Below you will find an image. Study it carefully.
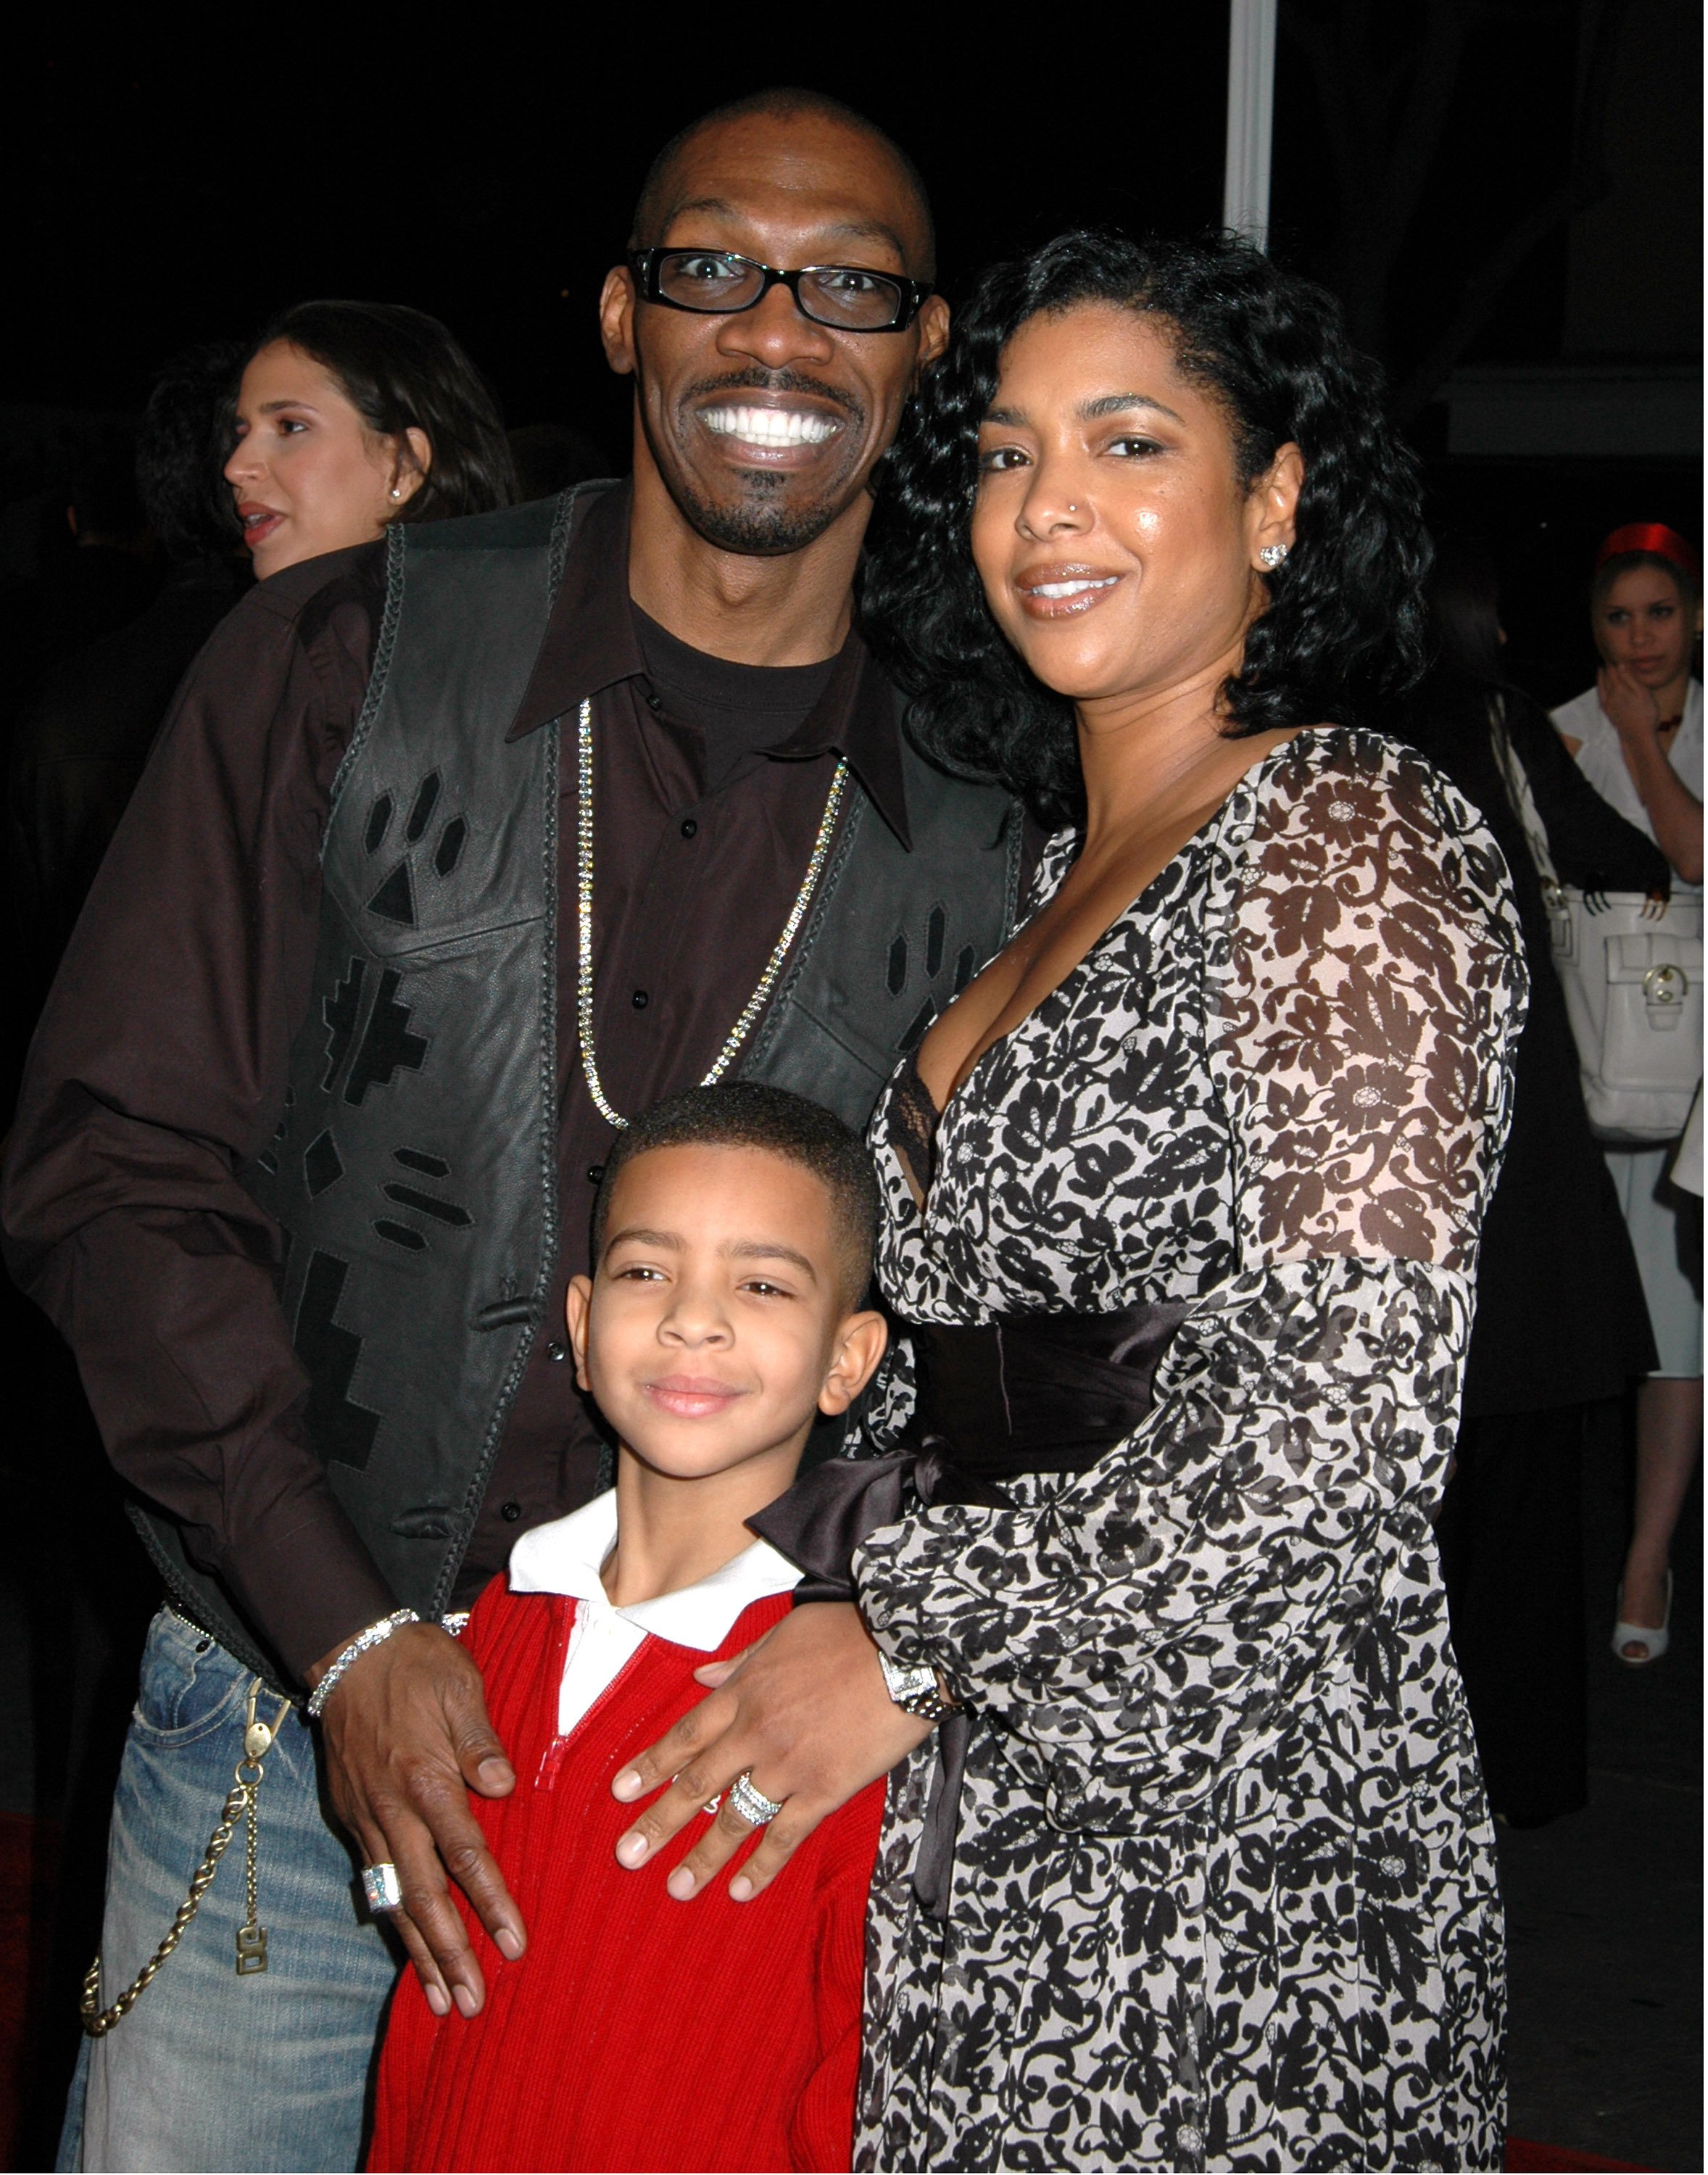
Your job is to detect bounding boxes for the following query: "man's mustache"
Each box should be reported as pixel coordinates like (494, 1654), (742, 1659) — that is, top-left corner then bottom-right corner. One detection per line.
(680, 367), (864, 423)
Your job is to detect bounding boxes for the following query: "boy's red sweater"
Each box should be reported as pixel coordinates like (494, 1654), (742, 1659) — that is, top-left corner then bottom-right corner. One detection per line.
(368, 1574), (885, 2174)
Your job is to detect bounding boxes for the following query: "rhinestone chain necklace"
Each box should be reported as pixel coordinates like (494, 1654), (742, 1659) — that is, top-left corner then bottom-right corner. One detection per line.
(576, 698), (849, 1129)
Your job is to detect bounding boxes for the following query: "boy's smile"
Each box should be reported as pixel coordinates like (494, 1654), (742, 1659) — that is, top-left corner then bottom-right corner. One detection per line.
(642, 1372), (749, 1422)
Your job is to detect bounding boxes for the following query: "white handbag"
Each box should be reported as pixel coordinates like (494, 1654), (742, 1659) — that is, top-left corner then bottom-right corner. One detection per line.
(1549, 888), (1703, 1144)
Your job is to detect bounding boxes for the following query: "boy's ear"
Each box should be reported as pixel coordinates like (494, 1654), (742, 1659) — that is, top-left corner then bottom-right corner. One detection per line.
(817, 1310), (889, 1417)
(565, 1275), (595, 1393)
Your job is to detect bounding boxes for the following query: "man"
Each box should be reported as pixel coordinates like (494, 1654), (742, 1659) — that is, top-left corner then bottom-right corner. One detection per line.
(4, 91), (1021, 2171)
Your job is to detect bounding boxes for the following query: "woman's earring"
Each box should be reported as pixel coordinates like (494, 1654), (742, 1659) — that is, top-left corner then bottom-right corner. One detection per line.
(1259, 543), (1289, 568)
(389, 487), (404, 502)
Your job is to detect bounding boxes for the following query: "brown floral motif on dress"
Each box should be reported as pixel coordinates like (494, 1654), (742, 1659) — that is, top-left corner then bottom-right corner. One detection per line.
(1218, 746), (1515, 1274)
(847, 728), (1527, 2173)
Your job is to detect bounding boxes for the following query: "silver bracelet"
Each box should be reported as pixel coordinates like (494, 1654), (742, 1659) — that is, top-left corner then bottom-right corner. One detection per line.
(306, 1609), (420, 1720)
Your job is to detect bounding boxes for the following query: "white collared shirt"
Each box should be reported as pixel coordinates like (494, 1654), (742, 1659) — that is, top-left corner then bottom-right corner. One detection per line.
(508, 1491), (802, 1737)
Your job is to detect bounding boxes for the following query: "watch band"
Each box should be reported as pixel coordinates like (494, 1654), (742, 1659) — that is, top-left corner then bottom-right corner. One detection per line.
(879, 1650), (961, 1721)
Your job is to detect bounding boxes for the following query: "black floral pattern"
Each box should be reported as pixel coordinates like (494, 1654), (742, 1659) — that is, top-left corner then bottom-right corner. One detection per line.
(850, 730), (1526, 2171)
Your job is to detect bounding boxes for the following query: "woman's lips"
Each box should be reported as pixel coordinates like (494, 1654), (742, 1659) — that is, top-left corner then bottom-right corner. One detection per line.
(642, 1375), (746, 1420)
(1013, 568), (1123, 619)
(238, 505), (284, 552)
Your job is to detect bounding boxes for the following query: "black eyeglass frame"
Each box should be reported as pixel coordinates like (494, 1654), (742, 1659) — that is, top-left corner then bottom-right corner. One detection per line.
(628, 248), (934, 334)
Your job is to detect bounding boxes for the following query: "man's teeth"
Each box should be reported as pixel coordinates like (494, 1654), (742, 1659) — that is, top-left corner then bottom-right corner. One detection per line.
(1032, 577), (1116, 599)
(700, 405), (838, 447)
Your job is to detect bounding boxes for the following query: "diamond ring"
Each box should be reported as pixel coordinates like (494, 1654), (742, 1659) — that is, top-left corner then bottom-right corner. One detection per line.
(361, 1862), (404, 1913)
(727, 1771), (785, 1826)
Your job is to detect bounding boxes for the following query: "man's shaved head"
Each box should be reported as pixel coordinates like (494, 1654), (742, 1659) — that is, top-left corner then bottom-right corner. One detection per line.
(631, 88), (936, 281)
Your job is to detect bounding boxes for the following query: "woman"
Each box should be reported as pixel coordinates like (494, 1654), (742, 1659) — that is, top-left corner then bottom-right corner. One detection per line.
(847, 232), (1525, 2171)
(1551, 526), (1701, 1665)
(1409, 539), (1665, 1823)
(225, 299), (515, 579)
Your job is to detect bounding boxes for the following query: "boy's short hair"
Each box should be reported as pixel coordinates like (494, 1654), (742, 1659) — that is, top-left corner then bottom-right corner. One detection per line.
(592, 1084), (880, 1306)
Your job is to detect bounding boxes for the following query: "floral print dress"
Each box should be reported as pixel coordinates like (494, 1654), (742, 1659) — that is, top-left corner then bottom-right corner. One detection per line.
(849, 729), (1527, 2173)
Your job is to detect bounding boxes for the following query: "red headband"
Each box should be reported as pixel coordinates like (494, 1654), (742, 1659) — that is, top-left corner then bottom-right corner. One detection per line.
(1594, 523), (1701, 584)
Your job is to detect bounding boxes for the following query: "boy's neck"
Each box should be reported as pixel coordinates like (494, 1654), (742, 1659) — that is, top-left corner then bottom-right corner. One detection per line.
(600, 1436), (808, 1608)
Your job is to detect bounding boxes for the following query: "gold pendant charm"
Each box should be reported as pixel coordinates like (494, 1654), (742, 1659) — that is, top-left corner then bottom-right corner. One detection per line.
(236, 1923), (268, 1974)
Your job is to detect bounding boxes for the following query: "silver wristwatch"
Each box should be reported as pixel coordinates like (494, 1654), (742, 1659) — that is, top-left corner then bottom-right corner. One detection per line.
(879, 1651), (961, 1722)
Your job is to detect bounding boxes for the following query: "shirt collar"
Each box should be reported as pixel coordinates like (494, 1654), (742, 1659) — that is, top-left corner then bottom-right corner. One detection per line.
(506, 1488), (801, 1652)
(505, 477), (911, 848)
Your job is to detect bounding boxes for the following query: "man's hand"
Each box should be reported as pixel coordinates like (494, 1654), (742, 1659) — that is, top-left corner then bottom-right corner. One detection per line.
(609, 1602), (932, 1902)
(315, 1622), (523, 2016)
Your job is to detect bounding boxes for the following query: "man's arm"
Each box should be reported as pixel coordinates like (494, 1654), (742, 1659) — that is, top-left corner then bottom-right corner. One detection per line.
(3, 551), (531, 2013)
(3, 563), (400, 1668)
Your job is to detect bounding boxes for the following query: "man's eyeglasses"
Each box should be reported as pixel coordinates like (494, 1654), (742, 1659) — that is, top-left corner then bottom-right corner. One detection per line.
(629, 249), (933, 334)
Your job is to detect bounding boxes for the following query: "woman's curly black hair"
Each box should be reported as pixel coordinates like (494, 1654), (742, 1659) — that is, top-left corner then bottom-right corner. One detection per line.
(248, 300), (517, 524)
(861, 229), (1431, 824)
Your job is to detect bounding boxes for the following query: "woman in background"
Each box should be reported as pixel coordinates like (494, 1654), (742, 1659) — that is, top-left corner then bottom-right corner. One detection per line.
(1553, 525), (1702, 1665)
(225, 299), (515, 580)
(1411, 538), (1665, 1820)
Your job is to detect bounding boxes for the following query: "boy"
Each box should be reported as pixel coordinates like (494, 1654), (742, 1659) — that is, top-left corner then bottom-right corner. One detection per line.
(368, 1085), (890, 2174)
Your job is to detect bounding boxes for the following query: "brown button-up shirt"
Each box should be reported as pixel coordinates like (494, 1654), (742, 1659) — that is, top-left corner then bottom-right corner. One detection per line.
(3, 482), (914, 1676)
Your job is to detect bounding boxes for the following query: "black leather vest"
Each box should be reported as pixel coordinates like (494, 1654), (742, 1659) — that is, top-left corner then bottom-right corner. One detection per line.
(132, 488), (1022, 1686)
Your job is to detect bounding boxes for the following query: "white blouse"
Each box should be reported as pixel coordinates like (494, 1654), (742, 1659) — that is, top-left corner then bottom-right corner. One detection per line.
(1551, 677), (1702, 893)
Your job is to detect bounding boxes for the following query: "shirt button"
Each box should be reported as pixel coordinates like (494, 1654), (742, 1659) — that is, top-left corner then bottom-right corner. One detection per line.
(645, 691), (663, 713)
(680, 818), (697, 839)
(631, 990), (649, 1009)
(586, 1164), (604, 1185)
(499, 1500), (523, 1523)
(544, 1339), (568, 1362)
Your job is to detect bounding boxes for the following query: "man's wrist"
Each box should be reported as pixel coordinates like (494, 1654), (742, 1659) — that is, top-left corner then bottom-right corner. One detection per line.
(306, 1609), (421, 1719)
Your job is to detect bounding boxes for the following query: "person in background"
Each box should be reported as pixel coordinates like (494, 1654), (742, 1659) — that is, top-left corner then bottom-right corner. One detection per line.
(9, 343), (250, 1053)
(46, 444), (160, 663)
(225, 299), (517, 581)
(0, 442), (160, 803)
(1409, 538), (1667, 1822)
(1553, 525), (1703, 1665)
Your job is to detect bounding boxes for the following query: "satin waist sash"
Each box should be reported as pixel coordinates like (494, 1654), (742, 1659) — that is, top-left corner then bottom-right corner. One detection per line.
(748, 1296), (1188, 1914)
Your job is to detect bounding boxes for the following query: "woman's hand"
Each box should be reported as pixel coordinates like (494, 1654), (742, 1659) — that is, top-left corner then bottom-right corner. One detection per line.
(609, 1602), (932, 1901)
(1599, 660), (1665, 747)
(1599, 662), (1704, 883)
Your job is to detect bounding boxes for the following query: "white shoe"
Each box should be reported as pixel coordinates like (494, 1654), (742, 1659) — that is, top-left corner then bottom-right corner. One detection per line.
(1612, 1571), (1673, 1665)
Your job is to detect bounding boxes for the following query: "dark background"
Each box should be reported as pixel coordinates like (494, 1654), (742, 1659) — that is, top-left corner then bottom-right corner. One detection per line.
(3, 1), (1700, 702)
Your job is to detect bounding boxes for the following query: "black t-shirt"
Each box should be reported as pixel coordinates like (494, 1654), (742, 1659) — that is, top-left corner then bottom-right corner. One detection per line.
(631, 603), (839, 786)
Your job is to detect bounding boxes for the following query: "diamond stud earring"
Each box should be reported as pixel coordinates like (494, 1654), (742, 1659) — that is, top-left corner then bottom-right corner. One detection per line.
(1259, 543), (1289, 568)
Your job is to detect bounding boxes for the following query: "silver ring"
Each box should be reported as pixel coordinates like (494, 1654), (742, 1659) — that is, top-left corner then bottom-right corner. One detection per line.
(362, 1861), (404, 1913)
(727, 1770), (784, 1827)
